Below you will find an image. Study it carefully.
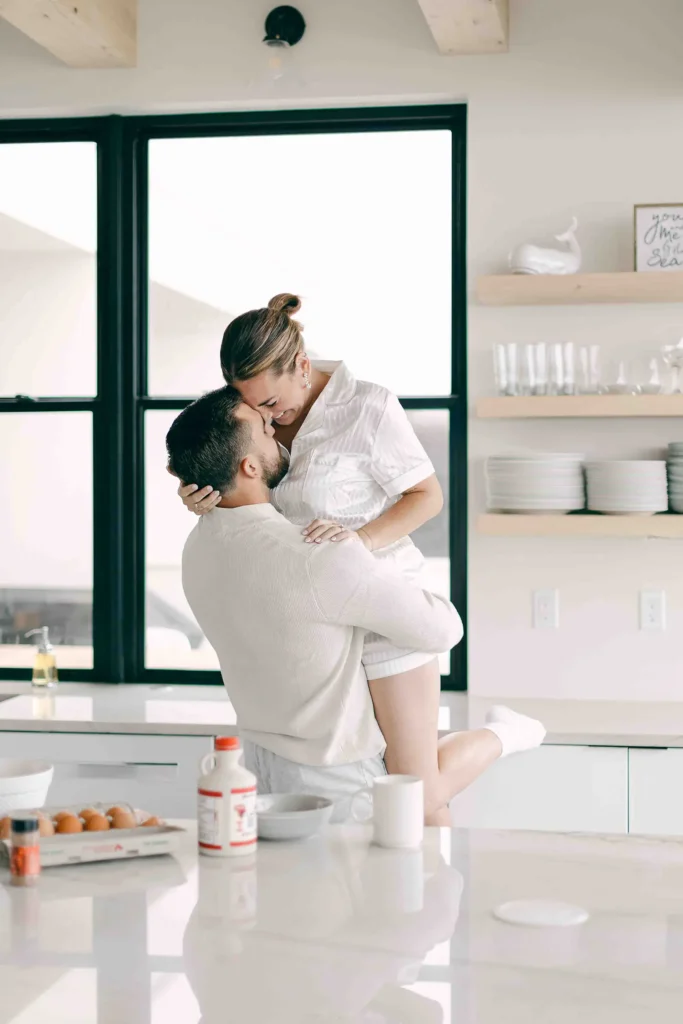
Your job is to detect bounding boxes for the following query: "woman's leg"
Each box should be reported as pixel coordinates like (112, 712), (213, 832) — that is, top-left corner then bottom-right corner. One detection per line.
(368, 659), (545, 825)
(368, 658), (501, 824)
(368, 658), (446, 824)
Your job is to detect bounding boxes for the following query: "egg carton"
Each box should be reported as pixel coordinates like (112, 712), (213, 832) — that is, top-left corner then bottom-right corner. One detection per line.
(0, 801), (186, 868)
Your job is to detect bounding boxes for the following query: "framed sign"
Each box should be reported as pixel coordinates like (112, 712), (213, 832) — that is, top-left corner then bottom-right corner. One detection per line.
(634, 203), (683, 272)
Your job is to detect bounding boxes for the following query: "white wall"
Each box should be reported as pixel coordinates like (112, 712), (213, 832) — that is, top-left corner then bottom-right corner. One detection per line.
(1, 0), (683, 698)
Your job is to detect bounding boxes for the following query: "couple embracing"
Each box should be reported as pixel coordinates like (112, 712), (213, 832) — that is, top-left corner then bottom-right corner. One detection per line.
(166, 294), (545, 823)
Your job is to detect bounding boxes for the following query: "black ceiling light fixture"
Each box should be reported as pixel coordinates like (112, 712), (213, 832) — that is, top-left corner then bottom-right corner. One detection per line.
(263, 6), (306, 81)
(263, 5), (306, 48)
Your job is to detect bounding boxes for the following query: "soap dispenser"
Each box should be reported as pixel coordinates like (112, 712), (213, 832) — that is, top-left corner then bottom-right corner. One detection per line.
(25, 627), (58, 689)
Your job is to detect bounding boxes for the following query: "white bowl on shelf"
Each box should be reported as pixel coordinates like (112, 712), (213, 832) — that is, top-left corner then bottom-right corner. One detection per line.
(0, 760), (54, 815)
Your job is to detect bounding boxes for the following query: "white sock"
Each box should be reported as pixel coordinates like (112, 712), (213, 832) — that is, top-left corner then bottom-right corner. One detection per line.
(484, 704), (546, 758)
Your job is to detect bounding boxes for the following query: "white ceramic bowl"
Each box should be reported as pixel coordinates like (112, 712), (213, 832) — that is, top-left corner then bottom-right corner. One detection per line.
(256, 794), (334, 841)
(0, 759), (54, 815)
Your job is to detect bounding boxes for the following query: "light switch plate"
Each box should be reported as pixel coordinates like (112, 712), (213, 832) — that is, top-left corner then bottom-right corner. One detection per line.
(533, 589), (559, 629)
(640, 590), (666, 631)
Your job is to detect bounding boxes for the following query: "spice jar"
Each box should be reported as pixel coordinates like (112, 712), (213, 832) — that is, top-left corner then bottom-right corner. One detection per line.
(10, 816), (40, 887)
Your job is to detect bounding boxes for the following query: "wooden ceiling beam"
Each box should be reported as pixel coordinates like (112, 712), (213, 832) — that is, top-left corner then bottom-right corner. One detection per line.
(0, 0), (136, 68)
(417, 0), (509, 55)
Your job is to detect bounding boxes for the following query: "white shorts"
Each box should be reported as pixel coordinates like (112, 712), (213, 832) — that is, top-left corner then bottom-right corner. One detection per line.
(361, 539), (437, 680)
(242, 740), (387, 823)
(362, 632), (436, 681)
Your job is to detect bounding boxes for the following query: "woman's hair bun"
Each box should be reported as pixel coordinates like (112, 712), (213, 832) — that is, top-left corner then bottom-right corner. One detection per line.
(267, 293), (301, 317)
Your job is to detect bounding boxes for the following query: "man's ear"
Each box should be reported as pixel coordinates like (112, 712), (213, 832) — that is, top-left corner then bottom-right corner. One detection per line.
(239, 453), (260, 480)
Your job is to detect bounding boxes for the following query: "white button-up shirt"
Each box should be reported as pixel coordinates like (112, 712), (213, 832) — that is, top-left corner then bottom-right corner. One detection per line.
(272, 361), (435, 577)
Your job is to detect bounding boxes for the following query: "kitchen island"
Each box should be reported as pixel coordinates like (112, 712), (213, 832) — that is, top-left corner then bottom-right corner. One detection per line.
(1, 822), (682, 1023)
(3, 684), (683, 834)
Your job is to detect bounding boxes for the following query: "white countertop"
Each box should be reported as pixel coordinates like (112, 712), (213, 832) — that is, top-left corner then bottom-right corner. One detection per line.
(1, 822), (682, 1023)
(1, 682), (683, 747)
(0, 682), (239, 736)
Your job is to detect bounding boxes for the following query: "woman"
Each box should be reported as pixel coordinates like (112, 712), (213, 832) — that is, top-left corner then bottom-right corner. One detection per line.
(178, 294), (545, 824)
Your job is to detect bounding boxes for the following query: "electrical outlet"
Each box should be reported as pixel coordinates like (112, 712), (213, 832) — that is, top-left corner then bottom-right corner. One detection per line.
(640, 590), (666, 631)
(533, 589), (559, 629)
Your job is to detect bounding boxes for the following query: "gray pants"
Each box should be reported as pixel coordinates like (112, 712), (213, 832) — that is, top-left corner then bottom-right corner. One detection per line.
(242, 740), (387, 823)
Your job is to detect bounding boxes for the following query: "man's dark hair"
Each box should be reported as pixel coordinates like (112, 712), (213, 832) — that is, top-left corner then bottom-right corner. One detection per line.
(166, 387), (250, 494)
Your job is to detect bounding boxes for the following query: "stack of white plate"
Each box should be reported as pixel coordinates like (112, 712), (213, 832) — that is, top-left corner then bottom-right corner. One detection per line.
(667, 443), (683, 512)
(486, 453), (585, 514)
(585, 461), (668, 515)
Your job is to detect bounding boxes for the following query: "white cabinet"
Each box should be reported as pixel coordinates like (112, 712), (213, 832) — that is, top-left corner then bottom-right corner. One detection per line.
(449, 745), (628, 834)
(0, 732), (212, 817)
(628, 748), (683, 836)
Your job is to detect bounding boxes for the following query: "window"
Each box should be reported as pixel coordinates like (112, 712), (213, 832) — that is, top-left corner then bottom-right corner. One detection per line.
(147, 131), (451, 398)
(0, 138), (98, 674)
(0, 107), (466, 688)
(0, 413), (93, 668)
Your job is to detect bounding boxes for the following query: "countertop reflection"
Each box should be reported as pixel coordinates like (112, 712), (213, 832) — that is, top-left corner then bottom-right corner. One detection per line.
(2, 823), (683, 1023)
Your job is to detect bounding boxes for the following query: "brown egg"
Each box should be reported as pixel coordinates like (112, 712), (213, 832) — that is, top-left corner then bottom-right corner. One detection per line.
(106, 806), (128, 818)
(0, 817), (10, 840)
(38, 814), (55, 837)
(141, 816), (161, 827)
(55, 814), (83, 834)
(80, 808), (98, 821)
(84, 813), (110, 832)
(53, 811), (72, 823)
(110, 811), (137, 830)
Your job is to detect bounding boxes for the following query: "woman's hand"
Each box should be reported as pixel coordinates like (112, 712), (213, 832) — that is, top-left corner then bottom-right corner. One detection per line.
(178, 481), (221, 515)
(302, 519), (359, 544)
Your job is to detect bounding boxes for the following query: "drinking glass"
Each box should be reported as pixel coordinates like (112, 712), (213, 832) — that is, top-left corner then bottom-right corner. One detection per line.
(533, 342), (548, 395)
(549, 343), (564, 396)
(493, 344), (507, 396)
(603, 358), (634, 395)
(522, 344), (536, 396)
(578, 345), (601, 394)
(505, 343), (519, 396)
(562, 342), (576, 396)
(662, 339), (683, 394)
(632, 355), (663, 395)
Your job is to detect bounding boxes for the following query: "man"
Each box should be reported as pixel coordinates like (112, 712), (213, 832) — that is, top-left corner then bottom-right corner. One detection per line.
(166, 386), (462, 809)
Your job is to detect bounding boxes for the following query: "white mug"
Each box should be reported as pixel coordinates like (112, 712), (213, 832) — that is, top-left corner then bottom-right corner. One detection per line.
(352, 774), (424, 849)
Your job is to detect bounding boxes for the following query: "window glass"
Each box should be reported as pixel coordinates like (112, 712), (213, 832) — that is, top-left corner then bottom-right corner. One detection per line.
(0, 142), (97, 397)
(148, 132), (451, 398)
(0, 413), (93, 669)
(145, 410), (219, 670)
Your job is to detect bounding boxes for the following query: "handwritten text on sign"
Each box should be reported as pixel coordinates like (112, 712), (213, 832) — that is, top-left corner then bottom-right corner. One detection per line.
(635, 205), (683, 272)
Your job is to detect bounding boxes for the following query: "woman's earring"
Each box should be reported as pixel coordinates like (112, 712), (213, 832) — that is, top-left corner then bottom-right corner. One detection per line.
(303, 371), (312, 390)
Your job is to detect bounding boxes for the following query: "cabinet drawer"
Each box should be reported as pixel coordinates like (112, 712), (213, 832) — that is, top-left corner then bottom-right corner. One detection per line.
(449, 745), (628, 834)
(628, 748), (683, 836)
(0, 732), (213, 818)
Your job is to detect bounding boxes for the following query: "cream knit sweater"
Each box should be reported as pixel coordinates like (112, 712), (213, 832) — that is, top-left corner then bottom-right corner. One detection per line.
(182, 503), (462, 766)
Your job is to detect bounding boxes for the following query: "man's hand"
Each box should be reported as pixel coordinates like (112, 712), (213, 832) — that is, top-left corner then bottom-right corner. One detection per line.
(302, 518), (360, 544)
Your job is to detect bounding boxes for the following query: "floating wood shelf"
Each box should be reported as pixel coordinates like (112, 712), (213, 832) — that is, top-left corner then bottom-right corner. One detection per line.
(477, 271), (683, 306)
(476, 395), (683, 418)
(478, 514), (683, 538)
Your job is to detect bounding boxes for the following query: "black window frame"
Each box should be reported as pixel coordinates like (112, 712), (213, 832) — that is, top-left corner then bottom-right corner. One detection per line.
(0, 104), (467, 689)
